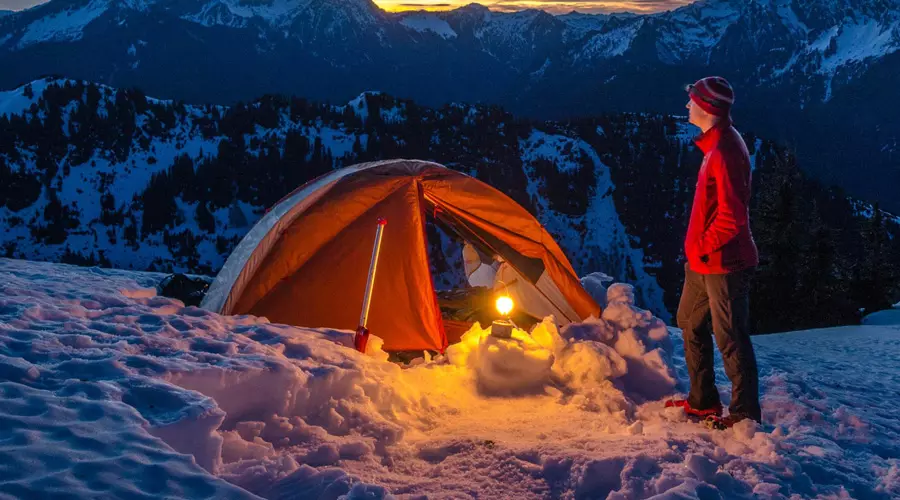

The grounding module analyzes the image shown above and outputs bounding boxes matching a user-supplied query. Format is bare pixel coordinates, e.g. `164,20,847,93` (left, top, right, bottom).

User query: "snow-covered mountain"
1,0,899,212
1,0,897,97
1,256,898,498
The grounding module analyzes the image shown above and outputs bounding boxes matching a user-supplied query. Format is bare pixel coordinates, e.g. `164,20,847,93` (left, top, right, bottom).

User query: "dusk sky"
373,0,693,14
1,0,694,15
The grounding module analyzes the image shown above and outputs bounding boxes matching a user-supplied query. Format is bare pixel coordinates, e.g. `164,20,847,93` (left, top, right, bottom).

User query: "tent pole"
354,217,387,352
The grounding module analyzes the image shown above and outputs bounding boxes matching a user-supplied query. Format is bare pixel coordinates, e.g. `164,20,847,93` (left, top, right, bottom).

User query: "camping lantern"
491,295,515,338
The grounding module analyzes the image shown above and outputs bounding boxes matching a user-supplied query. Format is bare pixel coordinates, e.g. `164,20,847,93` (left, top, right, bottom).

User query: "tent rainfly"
201,159,601,352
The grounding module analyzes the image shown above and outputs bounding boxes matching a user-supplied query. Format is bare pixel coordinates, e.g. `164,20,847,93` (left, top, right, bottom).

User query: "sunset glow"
3,0,696,15
373,1,694,15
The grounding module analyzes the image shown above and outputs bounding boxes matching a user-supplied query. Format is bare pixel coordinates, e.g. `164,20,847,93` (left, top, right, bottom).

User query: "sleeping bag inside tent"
201,159,601,352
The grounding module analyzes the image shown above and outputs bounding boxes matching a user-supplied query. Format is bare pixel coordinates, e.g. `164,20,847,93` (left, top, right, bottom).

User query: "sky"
0,0,694,15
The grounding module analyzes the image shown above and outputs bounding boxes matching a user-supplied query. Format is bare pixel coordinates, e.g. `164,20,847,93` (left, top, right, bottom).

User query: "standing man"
667,77,761,428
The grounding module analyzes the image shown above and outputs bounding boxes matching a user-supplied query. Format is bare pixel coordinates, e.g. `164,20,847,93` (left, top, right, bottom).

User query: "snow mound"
862,304,900,326
441,282,675,404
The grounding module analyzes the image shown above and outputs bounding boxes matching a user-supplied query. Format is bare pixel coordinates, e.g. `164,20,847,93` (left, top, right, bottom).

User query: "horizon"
0,0,695,15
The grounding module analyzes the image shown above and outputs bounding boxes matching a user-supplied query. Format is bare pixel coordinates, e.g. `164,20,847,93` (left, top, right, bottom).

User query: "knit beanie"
685,76,734,116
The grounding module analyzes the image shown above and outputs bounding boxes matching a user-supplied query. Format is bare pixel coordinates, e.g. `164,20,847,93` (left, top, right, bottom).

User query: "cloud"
375,0,694,14
0,0,46,11
486,0,694,14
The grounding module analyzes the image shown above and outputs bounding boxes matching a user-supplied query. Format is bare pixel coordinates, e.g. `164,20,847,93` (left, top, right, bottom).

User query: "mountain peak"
456,3,489,14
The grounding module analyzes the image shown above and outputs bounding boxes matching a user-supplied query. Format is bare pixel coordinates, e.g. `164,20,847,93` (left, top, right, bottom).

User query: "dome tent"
201,159,601,352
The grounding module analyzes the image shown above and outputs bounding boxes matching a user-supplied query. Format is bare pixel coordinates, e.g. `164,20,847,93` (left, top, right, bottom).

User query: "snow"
16,0,108,49
818,20,898,75
775,1,809,36
399,13,457,39
749,137,763,172
862,304,900,326
2,257,900,497
654,1,740,64
344,93,370,122
577,20,642,60
0,78,51,117
557,12,609,43
182,0,311,29
473,9,541,48
529,57,551,79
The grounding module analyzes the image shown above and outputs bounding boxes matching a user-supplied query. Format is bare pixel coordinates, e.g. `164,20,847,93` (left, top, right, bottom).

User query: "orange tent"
201,160,601,352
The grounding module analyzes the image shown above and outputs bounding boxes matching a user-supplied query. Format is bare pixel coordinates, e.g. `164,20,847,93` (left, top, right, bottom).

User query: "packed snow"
2,257,899,498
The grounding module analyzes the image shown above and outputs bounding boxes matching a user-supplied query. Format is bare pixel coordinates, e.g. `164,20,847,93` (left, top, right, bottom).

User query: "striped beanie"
685,76,734,116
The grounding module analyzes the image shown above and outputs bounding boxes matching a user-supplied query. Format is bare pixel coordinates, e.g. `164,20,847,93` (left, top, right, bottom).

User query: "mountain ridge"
1,0,898,211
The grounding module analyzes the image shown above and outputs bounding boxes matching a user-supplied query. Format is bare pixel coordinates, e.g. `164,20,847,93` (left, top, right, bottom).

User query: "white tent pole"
353,217,387,352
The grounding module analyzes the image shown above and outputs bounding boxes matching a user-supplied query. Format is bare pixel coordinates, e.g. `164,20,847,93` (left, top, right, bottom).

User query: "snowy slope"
399,12,457,39
181,0,312,29
2,257,898,498
557,11,609,44
0,77,49,116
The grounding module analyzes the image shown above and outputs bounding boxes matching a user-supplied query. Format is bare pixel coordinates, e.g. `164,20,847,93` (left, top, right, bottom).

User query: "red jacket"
685,119,759,274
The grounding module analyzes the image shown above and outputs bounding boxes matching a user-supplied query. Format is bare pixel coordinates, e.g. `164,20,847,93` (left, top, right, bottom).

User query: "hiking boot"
665,399,723,418
703,413,755,430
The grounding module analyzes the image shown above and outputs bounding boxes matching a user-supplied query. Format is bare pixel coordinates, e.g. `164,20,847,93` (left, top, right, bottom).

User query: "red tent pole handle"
354,217,387,352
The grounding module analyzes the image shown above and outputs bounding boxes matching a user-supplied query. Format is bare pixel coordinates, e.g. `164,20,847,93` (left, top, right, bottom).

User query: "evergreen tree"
751,150,804,332
196,202,216,233
855,203,895,314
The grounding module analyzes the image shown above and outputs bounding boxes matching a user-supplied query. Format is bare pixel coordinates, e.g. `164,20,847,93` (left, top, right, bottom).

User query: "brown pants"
676,263,761,421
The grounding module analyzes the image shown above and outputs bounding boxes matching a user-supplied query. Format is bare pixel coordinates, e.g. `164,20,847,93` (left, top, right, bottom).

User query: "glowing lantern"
495,296,513,317
491,295,515,339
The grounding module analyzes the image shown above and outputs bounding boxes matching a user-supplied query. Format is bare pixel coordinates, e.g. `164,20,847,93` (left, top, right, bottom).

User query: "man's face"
686,97,703,127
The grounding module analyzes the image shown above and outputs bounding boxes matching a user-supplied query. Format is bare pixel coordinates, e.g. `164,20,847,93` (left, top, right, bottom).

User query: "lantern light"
495,296,513,317
491,295,515,339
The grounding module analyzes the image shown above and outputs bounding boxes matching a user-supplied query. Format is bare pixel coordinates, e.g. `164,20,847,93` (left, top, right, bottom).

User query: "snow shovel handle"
354,217,387,352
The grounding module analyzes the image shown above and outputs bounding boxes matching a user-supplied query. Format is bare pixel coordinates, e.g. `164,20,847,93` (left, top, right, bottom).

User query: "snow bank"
2,257,898,499
862,303,900,326
440,282,675,408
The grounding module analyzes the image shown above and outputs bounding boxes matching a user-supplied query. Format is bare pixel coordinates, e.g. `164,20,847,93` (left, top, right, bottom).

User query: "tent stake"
354,217,387,352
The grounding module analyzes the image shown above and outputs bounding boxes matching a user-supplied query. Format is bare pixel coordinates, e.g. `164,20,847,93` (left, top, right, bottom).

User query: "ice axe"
353,217,387,353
